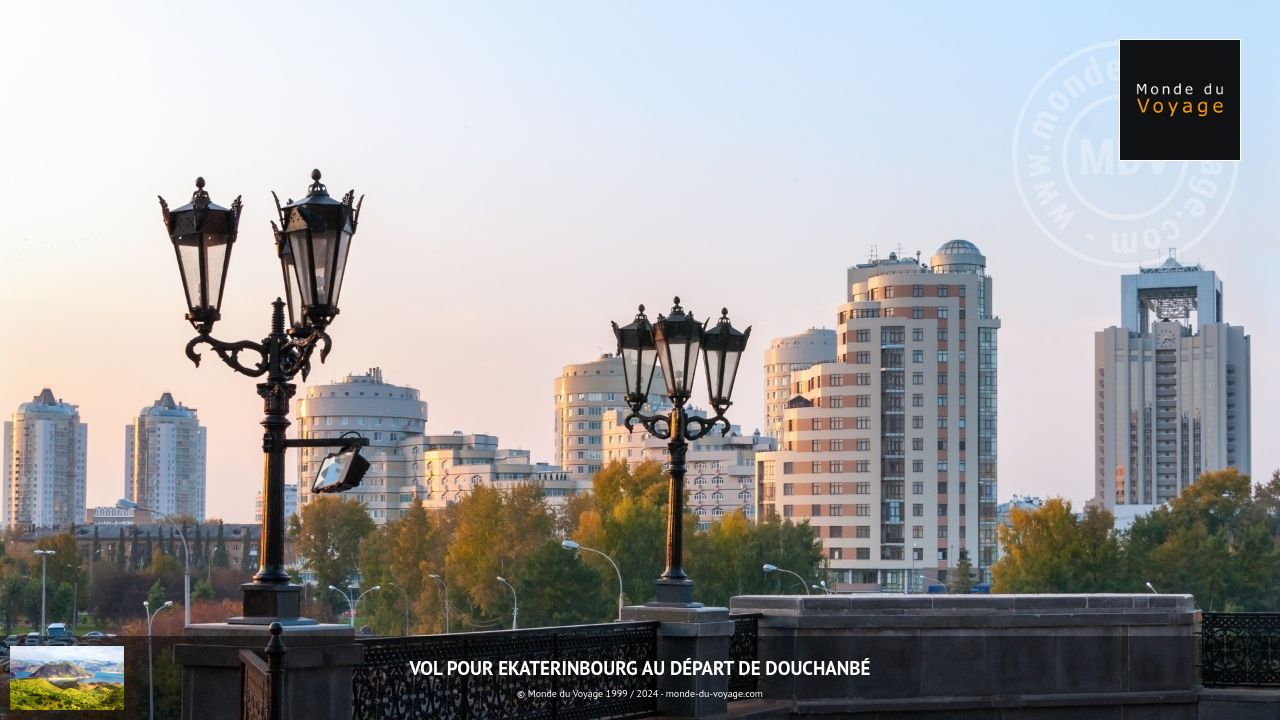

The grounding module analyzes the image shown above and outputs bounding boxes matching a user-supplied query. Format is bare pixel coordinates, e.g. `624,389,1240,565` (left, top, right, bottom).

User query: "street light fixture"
1146,581,1160,594
762,563,810,595
144,600,174,720
33,550,55,639
159,171,369,625
118,498,192,627
612,300,750,605
562,539,625,621
328,584,380,629
496,576,518,630
429,574,450,634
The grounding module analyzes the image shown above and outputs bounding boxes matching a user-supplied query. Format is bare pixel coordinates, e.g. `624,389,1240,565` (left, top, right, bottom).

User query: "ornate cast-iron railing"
241,622,287,720
1201,612,1280,686
728,613,760,694
354,622,659,720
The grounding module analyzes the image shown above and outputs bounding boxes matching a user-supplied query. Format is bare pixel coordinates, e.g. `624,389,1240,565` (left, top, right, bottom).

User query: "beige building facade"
125,392,207,521
758,241,1000,592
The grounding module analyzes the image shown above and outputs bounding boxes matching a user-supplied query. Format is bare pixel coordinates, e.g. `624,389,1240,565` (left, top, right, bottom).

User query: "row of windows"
781,460,969,474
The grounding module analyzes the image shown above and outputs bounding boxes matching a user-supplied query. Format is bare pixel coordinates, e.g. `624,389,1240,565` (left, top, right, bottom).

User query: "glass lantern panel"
720,350,741,403
331,228,352,307
288,232,315,307
204,234,230,312
311,228,338,306
705,347,724,402
178,240,203,311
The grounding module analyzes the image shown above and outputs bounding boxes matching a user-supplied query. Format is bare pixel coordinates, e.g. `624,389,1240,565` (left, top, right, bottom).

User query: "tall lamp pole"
145,600,173,720
496,576,518,630
429,574,450,634
563,540,625,621
33,550,54,639
386,582,410,636
612,299,750,605
118,499,191,627
158,172,369,624
329,585,379,629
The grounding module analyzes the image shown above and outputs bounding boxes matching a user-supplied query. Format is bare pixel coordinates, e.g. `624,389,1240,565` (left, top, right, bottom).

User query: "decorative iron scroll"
728,614,760,694
1201,612,1280,686
354,622,659,720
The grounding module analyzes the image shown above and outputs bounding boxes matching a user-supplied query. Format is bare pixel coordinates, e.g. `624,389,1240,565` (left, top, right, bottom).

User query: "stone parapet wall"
729,594,1199,719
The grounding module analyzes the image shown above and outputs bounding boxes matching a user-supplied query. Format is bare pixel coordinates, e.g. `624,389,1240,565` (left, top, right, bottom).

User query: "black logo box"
1120,39,1240,161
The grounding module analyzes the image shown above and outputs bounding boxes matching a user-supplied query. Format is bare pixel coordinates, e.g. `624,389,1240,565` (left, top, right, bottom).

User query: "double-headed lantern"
613,297,751,412
160,170,362,337
158,177,243,334
272,169,364,332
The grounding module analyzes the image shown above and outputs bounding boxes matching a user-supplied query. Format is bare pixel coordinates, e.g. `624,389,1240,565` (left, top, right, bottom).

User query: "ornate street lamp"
612,298,750,605
159,171,370,625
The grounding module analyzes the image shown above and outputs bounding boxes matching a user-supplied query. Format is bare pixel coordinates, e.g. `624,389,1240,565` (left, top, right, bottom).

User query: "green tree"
91,526,102,562
192,579,215,601
212,522,229,568
515,541,611,627
147,579,168,609
289,497,375,613
950,549,976,594
114,531,126,570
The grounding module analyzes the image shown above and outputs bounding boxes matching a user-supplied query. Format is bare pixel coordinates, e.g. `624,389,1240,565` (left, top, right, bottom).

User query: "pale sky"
1,1,1276,522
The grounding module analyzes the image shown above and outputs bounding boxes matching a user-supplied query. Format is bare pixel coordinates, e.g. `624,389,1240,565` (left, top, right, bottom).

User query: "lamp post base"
228,583,318,625
652,578,700,607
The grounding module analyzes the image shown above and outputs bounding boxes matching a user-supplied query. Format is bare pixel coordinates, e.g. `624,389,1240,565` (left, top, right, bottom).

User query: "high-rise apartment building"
3,389,88,530
758,241,1000,591
1093,256,1250,528
765,329,836,440
295,368,429,524
125,392,207,520
601,409,776,528
554,355,668,487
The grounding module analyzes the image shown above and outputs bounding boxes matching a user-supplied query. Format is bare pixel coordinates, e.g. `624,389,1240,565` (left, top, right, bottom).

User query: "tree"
950,550,976,594
192,579,215,601
212,522,229,568
91,526,102,562
289,497,375,612
114,531,126,570
147,579,168,610
515,541,611,627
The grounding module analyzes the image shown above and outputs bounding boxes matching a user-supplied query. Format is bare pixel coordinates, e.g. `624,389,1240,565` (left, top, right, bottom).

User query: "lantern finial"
308,169,327,196
191,177,210,209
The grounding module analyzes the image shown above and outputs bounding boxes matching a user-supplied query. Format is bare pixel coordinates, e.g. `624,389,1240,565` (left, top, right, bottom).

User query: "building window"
913,460,924,472
829,482,844,494
856,525,871,538
912,481,924,494
856,547,870,560
855,482,870,494
856,329,870,342
913,504,923,517
855,439,871,451
912,350,924,363
854,461,870,472
829,504,843,517
830,396,844,408
855,504,871,516
913,526,924,539
913,328,924,341
912,306,924,319
938,504,948,516
913,285,924,297
913,373,924,385
855,395,871,407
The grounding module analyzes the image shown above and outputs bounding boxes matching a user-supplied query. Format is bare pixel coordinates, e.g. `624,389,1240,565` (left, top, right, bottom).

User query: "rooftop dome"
936,239,982,255
141,392,196,418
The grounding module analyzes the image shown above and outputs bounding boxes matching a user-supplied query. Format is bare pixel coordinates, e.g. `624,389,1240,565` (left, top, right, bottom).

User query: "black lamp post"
612,298,750,605
159,170,370,625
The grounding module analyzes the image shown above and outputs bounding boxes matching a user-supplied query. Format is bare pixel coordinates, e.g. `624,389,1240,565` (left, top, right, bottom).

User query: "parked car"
24,632,39,644
81,631,105,639
46,623,72,638
2,636,18,647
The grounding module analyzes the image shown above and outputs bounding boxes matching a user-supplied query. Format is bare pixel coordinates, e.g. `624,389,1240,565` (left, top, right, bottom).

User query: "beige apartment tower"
3,389,88,530
765,329,836,441
554,355,667,487
125,392,207,520
759,240,1000,591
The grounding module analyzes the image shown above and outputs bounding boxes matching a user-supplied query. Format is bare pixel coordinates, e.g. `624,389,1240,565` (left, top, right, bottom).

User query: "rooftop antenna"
869,243,878,262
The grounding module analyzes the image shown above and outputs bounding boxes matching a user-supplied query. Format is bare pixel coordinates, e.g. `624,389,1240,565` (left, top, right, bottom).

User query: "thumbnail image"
9,646,125,711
